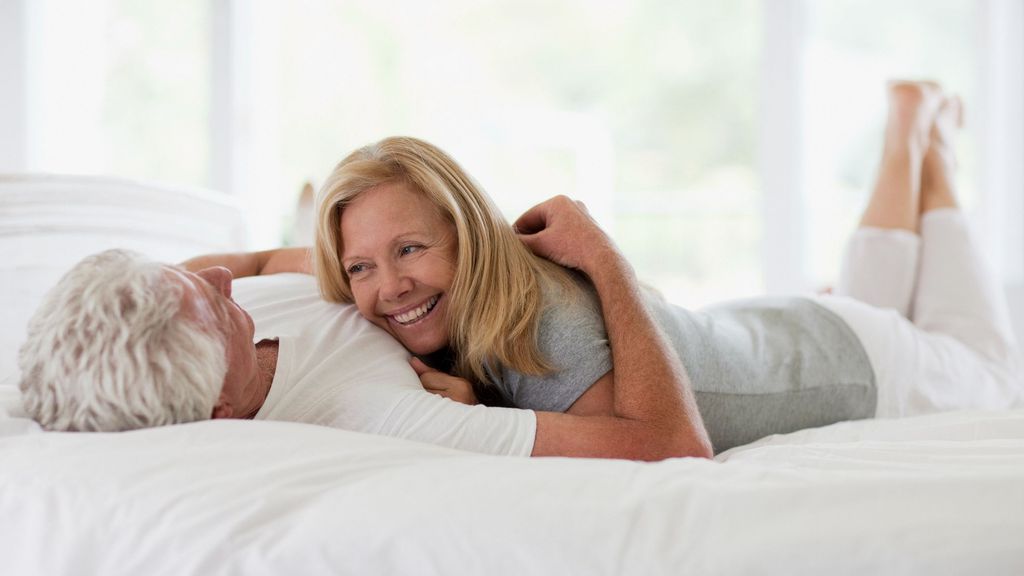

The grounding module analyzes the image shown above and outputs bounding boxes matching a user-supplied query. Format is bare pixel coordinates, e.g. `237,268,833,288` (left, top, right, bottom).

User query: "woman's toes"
885,80,945,150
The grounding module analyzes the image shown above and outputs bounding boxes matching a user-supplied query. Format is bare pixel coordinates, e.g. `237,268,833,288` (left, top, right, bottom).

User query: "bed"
1,175,1023,575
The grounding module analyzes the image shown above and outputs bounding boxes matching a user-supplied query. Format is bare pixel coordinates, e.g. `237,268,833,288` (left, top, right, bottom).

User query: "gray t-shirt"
485,284,876,453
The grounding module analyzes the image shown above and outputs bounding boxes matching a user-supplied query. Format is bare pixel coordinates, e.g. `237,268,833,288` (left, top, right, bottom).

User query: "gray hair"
17,249,227,431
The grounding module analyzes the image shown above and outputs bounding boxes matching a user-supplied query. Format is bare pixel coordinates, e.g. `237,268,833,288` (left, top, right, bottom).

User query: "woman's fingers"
409,356,435,376
419,373,449,392
416,371,478,405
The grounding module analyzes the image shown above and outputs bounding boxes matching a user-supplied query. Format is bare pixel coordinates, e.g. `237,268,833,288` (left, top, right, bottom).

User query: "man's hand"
179,247,312,277
514,195,620,275
410,358,478,405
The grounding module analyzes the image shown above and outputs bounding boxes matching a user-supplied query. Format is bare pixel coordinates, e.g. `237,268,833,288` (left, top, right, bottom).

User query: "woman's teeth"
393,295,439,325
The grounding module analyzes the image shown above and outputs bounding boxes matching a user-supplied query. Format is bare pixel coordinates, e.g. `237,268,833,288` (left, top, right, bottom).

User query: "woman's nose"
378,266,413,302
196,266,233,298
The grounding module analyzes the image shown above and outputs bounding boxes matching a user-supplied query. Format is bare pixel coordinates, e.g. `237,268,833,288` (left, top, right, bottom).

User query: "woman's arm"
179,247,312,277
515,196,712,461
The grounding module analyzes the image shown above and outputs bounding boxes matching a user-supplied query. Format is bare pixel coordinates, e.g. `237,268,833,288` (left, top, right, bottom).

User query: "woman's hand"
410,358,478,405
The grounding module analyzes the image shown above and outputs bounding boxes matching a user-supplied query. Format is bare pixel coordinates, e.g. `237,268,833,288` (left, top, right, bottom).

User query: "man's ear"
211,394,234,419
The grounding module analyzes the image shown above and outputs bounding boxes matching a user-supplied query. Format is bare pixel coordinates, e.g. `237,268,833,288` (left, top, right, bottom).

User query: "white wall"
211,0,284,249
0,0,29,172
978,0,1024,352
760,0,807,295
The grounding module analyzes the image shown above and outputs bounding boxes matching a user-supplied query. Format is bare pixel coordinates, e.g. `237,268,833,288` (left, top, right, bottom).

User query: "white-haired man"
18,249,537,455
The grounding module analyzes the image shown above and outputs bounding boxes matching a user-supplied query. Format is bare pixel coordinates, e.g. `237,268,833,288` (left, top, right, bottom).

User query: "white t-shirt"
233,274,536,456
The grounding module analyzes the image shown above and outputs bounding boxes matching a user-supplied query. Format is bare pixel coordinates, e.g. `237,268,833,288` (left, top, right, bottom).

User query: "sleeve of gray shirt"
487,285,613,413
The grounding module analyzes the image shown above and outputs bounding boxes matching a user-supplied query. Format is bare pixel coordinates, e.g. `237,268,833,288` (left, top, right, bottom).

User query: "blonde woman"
188,139,712,459
187,82,1022,456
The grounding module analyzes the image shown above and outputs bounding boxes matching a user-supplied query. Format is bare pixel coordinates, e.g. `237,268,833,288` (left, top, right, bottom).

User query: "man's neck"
245,339,279,419
256,339,279,377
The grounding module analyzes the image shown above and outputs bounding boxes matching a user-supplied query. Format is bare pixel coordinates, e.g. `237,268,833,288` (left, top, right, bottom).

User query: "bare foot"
883,80,945,155
859,81,945,232
920,95,963,213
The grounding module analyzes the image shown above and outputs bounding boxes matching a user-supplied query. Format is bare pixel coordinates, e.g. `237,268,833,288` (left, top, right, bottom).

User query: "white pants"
815,209,1023,418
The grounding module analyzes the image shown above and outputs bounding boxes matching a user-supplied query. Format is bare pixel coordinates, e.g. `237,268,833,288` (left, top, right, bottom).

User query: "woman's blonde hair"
314,136,572,384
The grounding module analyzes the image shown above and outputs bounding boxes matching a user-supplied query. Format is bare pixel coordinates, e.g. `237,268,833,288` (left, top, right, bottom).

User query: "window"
11,0,1022,309
23,0,210,186
275,0,761,305
800,0,979,289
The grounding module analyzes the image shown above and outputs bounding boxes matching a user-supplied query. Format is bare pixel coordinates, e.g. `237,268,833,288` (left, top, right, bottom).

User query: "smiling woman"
184,135,718,460
315,137,577,387
339,181,458,356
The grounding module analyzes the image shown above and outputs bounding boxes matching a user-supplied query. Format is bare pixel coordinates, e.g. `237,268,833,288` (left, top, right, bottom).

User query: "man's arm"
180,247,312,277
515,196,712,461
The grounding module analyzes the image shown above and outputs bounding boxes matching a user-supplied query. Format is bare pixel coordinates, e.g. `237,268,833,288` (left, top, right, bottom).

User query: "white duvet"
2,406,1023,576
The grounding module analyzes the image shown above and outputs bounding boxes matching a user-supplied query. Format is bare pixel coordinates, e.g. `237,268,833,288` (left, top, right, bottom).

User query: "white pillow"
0,174,245,386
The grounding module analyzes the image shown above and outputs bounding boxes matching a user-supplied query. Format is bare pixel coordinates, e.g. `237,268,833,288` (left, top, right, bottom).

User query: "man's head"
18,249,257,431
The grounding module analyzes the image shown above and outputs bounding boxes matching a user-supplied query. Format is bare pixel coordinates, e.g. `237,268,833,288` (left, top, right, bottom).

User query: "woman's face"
340,181,458,355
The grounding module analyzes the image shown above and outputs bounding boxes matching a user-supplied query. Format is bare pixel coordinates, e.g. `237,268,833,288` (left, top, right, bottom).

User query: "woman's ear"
210,395,234,419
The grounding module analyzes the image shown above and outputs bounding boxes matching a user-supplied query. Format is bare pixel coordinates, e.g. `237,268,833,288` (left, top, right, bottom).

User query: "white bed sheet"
2,408,1022,575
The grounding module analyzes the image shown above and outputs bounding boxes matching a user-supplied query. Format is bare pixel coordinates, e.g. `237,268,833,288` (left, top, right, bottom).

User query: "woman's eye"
347,263,367,275
399,245,422,256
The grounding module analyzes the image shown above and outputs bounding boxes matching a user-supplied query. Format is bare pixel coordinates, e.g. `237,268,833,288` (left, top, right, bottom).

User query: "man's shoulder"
233,274,355,338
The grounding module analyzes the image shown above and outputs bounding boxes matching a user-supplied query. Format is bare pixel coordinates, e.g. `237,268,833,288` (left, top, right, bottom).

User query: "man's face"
166,266,260,418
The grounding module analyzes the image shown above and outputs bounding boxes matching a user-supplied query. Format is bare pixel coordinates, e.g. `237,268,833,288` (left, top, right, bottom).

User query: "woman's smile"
388,294,441,326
